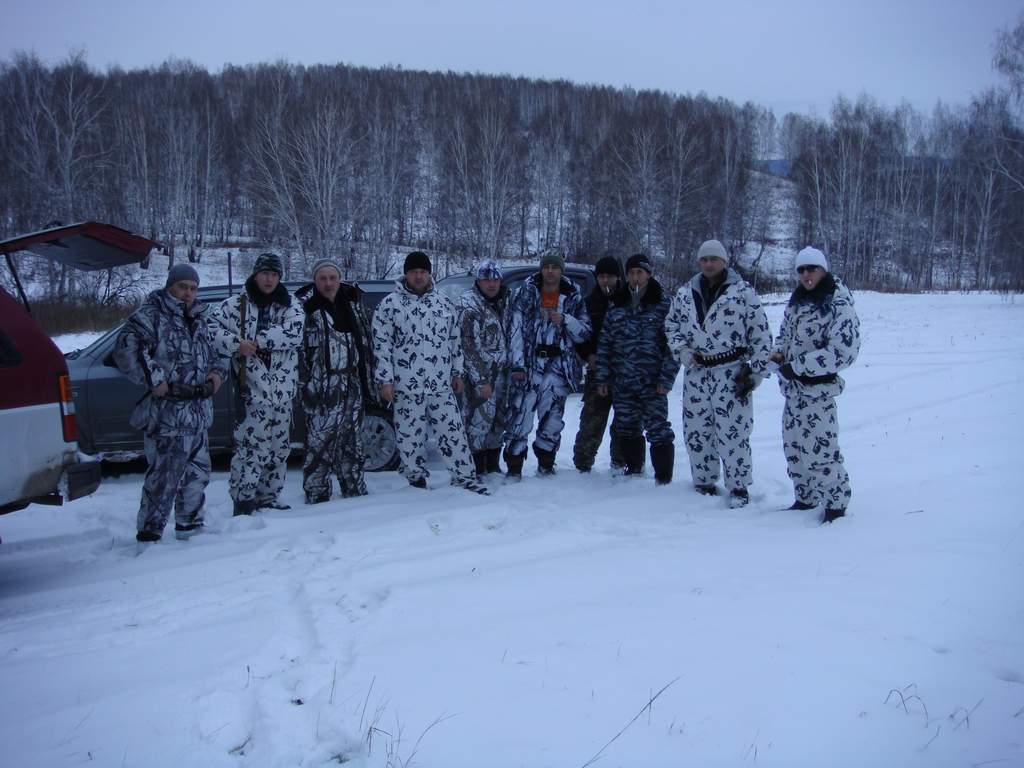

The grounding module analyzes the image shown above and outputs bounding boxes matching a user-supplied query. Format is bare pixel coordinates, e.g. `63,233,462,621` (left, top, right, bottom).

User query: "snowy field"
2,292,1023,768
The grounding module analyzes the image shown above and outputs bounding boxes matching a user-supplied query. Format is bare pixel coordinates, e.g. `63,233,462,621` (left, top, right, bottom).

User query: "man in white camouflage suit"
372,251,489,495
664,239,771,508
296,258,378,503
210,253,304,516
114,264,226,543
772,247,861,524
458,259,514,478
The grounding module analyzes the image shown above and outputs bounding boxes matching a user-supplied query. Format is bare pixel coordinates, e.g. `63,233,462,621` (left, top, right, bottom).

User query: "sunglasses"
796,265,821,274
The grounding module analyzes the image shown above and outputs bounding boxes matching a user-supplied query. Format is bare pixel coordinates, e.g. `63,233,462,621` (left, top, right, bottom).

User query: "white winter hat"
794,247,829,273
696,239,729,265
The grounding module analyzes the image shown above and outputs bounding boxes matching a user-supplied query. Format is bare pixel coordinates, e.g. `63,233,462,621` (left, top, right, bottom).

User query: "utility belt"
793,372,837,385
168,380,216,400
535,344,563,359
693,347,747,367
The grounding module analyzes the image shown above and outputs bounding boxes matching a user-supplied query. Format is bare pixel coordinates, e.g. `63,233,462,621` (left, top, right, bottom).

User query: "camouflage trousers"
231,396,292,504
572,373,623,469
303,380,367,500
138,430,210,536
506,370,569,456
460,372,511,453
613,388,674,445
393,387,476,485
682,363,753,491
782,391,851,511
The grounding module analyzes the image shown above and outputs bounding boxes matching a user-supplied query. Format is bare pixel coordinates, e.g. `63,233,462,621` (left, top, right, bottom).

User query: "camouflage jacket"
664,269,772,379
372,279,464,393
209,278,304,403
509,273,591,392
458,284,513,387
114,289,227,435
596,278,680,393
773,275,860,398
295,282,378,409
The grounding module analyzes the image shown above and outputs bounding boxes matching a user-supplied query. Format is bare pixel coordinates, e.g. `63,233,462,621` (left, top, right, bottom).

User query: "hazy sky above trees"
1,0,1019,117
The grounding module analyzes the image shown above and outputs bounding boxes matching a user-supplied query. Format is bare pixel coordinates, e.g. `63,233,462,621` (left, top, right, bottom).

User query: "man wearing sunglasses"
771,247,861,524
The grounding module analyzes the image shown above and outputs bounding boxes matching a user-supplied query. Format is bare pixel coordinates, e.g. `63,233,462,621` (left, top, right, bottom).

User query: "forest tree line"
1,18,1022,299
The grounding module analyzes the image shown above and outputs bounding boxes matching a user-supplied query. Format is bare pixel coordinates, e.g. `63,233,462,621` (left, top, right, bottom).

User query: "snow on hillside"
2,292,1023,768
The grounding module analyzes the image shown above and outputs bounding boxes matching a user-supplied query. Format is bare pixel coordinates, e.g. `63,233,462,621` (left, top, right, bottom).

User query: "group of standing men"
114,239,860,544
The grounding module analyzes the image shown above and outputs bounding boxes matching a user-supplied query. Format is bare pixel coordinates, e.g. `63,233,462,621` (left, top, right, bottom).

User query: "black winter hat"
595,256,622,277
252,252,284,277
404,251,432,273
625,253,653,274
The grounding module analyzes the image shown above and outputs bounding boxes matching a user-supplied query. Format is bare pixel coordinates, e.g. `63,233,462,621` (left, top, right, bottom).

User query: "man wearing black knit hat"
572,256,626,473
372,251,490,495
594,254,679,484
210,252,304,515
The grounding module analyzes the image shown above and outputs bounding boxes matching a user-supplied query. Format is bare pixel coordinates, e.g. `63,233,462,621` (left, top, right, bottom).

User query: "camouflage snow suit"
209,278,303,508
572,283,625,471
458,284,514,454
114,289,227,538
595,278,680,474
773,275,860,512
296,282,377,501
505,274,591,464
372,279,477,487
665,269,771,492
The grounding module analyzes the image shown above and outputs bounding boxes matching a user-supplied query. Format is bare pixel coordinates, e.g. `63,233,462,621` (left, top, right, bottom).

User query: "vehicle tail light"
58,374,78,442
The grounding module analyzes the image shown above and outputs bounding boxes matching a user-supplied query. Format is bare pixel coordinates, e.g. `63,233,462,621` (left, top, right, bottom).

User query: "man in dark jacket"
114,264,226,543
572,256,625,473
595,254,680,484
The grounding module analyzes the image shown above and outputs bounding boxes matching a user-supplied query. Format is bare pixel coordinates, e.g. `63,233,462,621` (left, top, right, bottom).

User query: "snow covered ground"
3,292,1023,768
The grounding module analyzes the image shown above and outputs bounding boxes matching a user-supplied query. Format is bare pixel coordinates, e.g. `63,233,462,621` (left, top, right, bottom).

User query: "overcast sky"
1,0,1020,117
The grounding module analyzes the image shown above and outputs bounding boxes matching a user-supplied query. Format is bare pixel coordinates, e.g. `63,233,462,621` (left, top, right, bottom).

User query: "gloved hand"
777,363,795,381
734,363,757,400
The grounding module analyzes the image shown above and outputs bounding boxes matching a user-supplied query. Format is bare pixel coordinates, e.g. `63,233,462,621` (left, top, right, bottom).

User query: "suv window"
0,329,22,367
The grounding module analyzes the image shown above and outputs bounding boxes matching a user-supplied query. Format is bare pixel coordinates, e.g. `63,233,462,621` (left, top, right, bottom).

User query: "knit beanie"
166,263,200,287
252,252,284,277
696,239,729,265
311,258,342,279
404,251,432,273
539,248,565,270
625,253,653,274
794,246,829,273
594,256,622,278
474,259,503,280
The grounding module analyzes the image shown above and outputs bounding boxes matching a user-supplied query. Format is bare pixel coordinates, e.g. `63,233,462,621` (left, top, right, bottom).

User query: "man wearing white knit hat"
664,239,772,508
771,246,861,524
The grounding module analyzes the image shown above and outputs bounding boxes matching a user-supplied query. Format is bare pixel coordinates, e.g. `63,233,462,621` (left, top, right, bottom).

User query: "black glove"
734,363,757,400
777,363,795,381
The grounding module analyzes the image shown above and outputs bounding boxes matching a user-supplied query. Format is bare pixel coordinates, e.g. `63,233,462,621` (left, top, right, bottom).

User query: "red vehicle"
0,222,157,519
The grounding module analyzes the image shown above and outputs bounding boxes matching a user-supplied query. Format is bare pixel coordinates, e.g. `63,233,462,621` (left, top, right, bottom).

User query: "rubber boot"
820,508,846,524
233,498,257,516
472,451,488,479
485,448,502,474
620,435,646,476
504,450,526,481
533,444,556,476
650,442,674,485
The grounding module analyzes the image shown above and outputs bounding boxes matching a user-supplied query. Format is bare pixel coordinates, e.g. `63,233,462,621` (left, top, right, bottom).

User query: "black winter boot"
728,488,750,509
233,498,258,516
621,436,647,476
472,451,488,478
485,448,502,474
695,484,719,496
820,508,846,524
504,450,526,480
408,477,428,490
787,500,817,511
533,444,556,476
650,442,674,485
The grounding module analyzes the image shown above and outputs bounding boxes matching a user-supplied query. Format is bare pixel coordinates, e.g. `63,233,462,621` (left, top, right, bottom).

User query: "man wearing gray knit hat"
664,239,772,507
210,252,304,515
114,262,225,544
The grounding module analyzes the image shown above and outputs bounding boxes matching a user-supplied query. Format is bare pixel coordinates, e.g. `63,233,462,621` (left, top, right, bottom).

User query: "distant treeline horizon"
2,30,1023,298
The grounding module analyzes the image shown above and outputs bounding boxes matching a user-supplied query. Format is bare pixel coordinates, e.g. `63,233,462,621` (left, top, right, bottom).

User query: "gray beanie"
696,239,729,265
311,258,343,279
794,246,829,273
166,263,200,287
